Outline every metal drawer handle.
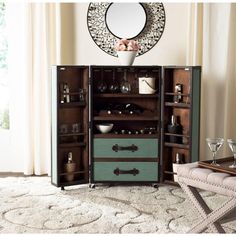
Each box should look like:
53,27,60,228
112,144,138,152
113,168,139,176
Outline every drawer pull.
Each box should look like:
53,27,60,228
112,144,138,152
113,168,139,176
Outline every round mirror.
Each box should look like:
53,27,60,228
105,3,147,39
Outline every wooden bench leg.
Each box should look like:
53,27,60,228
180,183,226,233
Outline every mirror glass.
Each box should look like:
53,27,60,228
105,3,147,39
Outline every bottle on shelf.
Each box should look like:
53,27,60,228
64,152,76,181
173,83,183,103
175,152,183,164
105,103,144,115
60,83,70,103
64,83,70,103
173,152,184,182
167,115,182,143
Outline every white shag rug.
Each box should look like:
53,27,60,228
0,176,235,234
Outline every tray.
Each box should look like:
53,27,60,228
198,156,236,176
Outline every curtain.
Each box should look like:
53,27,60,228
187,3,236,160
6,3,71,175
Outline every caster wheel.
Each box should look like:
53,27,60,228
89,184,95,189
152,183,158,189
61,186,65,190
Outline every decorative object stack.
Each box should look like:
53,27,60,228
115,39,139,66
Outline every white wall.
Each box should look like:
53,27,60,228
74,3,189,65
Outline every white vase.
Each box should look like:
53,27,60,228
117,51,137,66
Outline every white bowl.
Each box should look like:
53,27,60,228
96,123,114,134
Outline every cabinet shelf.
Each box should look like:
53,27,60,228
165,133,190,138
94,115,159,121
60,179,87,186
163,180,178,186
59,133,85,137
164,142,189,149
59,142,86,148
94,133,159,138
164,102,190,108
59,102,86,108
165,92,190,97
164,170,175,175
60,170,86,176
61,91,86,95
94,93,159,98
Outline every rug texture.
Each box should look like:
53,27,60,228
0,176,235,234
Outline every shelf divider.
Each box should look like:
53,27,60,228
94,93,159,98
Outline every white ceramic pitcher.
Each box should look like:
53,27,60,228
138,77,156,94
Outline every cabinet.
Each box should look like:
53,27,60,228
51,65,201,188
51,66,89,189
160,66,201,184
90,66,161,184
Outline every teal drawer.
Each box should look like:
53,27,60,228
93,162,158,182
93,138,158,158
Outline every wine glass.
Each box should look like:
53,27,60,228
206,138,224,166
227,139,236,168
97,69,107,93
120,70,131,93
109,69,119,93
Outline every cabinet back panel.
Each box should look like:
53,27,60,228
58,67,88,91
92,67,161,95
58,109,83,124
164,69,191,104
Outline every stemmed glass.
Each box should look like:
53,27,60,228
227,139,236,168
97,69,107,93
109,69,119,93
120,69,131,93
206,138,224,166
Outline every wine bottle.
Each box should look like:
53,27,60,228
167,115,182,143
175,153,183,164
125,103,144,114
173,83,183,103
68,152,73,163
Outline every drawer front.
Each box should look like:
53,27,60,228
93,138,158,158
93,162,158,182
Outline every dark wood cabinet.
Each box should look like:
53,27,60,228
90,66,161,184
51,65,201,188
160,66,201,184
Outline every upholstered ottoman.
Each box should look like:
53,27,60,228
177,162,236,233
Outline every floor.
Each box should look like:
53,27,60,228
0,175,236,234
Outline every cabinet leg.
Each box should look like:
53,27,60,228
89,184,95,189
61,186,65,191
152,183,159,189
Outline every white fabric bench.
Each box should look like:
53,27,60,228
177,162,236,233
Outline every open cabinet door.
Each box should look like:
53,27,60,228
51,66,89,190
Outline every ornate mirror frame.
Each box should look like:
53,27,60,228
87,2,166,57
